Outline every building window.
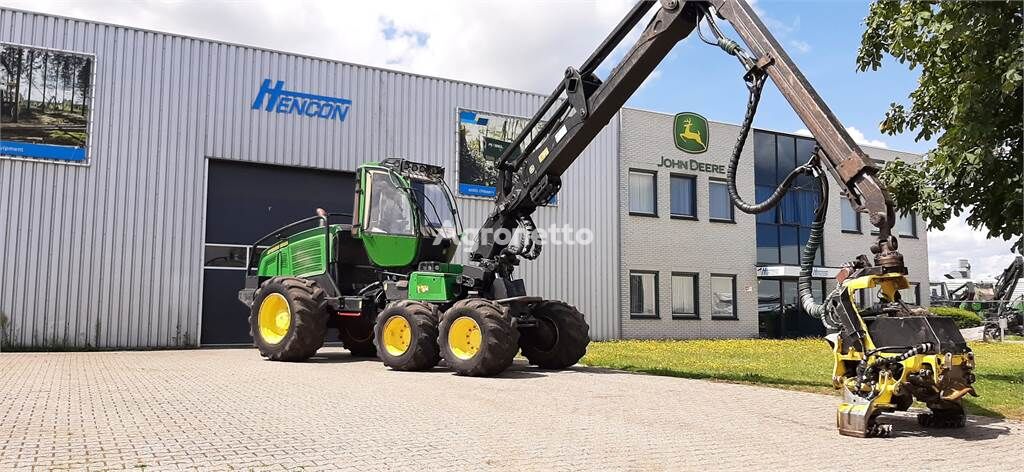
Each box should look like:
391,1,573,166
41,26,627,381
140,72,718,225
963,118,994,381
629,170,657,216
756,224,779,264
895,211,917,238
903,283,920,305
841,199,861,233
670,174,696,219
758,279,827,339
711,274,737,319
629,270,659,318
779,226,799,265
753,130,824,266
708,179,734,222
203,244,250,269
671,272,699,318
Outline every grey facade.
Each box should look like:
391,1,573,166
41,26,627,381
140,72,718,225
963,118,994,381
0,8,620,348
618,108,928,339
0,8,931,349
619,109,760,338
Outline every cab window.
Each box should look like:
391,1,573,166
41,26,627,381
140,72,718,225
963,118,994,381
366,171,414,235
412,180,457,229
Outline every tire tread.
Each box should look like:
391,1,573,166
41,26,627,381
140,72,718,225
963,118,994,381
440,298,519,376
249,277,328,362
520,300,590,369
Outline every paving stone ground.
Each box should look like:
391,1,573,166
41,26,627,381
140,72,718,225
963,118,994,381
0,347,1020,471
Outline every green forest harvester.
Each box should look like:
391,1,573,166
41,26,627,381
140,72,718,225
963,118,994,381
238,158,591,376
238,0,978,437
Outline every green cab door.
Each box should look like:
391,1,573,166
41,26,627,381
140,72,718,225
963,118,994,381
357,168,420,268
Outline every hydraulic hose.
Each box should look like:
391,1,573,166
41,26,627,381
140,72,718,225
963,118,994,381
503,215,542,261
855,343,932,398
723,68,832,325
798,169,829,321
703,12,840,327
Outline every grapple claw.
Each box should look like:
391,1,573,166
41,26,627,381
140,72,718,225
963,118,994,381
867,422,892,438
836,392,885,438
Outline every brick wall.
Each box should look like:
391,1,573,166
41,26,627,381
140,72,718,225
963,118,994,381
616,108,930,340
618,109,759,339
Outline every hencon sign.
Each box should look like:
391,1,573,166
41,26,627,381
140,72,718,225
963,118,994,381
251,79,352,122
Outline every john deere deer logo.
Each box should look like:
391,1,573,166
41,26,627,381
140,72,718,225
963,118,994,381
673,112,709,154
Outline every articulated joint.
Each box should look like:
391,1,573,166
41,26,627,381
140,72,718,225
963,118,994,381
564,67,590,118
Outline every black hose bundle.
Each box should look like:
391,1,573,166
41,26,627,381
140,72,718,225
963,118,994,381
503,215,542,261
854,343,932,398
724,70,833,327
701,10,839,328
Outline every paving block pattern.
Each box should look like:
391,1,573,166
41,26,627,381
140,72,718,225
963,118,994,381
0,347,1020,471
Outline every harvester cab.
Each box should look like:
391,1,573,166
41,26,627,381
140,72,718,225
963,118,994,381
237,157,465,362
354,158,462,269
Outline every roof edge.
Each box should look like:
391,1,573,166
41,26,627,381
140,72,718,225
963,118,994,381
0,6,549,99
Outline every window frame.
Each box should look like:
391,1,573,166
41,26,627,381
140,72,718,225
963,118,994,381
841,197,862,234
670,271,700,319
203,243,252,270
707,178,735,223
871,211,919,238
628,269,660,319
710,273,739,320
364,170,416,236
896,211,918,238
903,282,921,305
668,172,698,220
628,168,659,217
753,130,829,267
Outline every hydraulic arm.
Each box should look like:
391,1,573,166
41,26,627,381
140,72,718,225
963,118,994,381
469,0,903,279
464,0,975,438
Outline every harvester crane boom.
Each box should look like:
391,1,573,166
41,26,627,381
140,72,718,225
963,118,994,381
470,0,903,279
993,255,1023,303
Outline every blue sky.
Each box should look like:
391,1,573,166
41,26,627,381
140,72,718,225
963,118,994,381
623,0,927,154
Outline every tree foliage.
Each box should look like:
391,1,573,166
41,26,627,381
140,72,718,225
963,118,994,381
857,0,1023,251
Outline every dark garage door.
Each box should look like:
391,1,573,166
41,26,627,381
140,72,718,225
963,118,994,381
201,159,355,345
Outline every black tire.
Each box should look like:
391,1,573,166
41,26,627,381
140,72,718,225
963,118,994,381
518,300,590,369
892,392,914,411
373,300,441,371
919,403,966,428
249,277,328,362
917,411,966,428
338,317,378,357
439,298,519,377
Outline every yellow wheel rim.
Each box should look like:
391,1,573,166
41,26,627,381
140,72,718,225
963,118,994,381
382,315,412,356
258,293,291,345
448,316,482,360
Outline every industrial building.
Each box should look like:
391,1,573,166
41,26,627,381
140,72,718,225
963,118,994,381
0,8,926,348
0,7,619,348
618,108,928,340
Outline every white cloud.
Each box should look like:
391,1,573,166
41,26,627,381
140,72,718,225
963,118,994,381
789,39,811,54
789,129,1017,281
927,213,1019,280
638,68,663,90
794,127,888,149
1,0,640,94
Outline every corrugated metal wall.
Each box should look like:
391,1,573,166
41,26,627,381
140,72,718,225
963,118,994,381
0,8,620,348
